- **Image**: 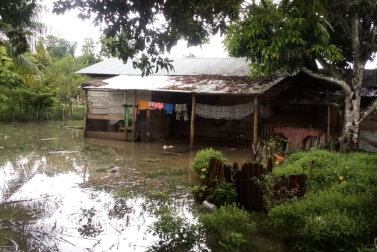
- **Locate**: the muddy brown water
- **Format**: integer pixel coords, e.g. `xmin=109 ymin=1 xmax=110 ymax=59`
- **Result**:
xmin=0 ymin=122 xmax=254 ymax=252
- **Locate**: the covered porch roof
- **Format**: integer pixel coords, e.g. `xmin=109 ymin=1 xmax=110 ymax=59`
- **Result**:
xmin=81 ymin=74 xmax=288 ymax=95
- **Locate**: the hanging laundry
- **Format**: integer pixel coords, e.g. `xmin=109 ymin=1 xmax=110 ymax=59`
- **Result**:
xmin=138 ymin=100 xmax=150 ymax=117
xmin=175 ymin=104 xmax=188 ymax=121
xmin=148 ymin=102 xmax=154 ymax=109
xmin=195 ymin=102 xmax=254 ymax=120
xmin=164 ymin=103 xmax=175 ymax=115
xmin=151 ymin=102 xmax=164 ymax=110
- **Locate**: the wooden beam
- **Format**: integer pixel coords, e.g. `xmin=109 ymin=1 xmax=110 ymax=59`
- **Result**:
xmin=190 ymin=93 xmax=196 ymax=150
xmin=253 ymin=96 xmax=258 ymax=148
xmin=327 ymin=105 xmax=331 ymax=141
xmin=132 ymin=90 xmax=136 ymax=142
xmin=83 ymin=90 xmax=88 ymax=137
xmin=87 ymin=114 xmax=125 ymax=121
xmin=124 ymin=91 xmax=128 ymax=141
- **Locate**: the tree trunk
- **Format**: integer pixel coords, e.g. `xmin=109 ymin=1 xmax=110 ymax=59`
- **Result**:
xmin=340 ymin=74 xmax=363 ymax=153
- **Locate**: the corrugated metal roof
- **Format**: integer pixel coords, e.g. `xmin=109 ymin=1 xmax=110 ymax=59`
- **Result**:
xmin=76 ymin=57 xmax=251 ymax=76
xmin=359 ymin=131 xmax=377 ymax=152
xmin=363 ymin=70 xmax=377 ymax=87
xmin=82 ymin=75 xmax=286 ymax=95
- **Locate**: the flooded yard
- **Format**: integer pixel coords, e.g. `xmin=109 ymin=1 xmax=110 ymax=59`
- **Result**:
xmin=0 ymin=122 xmax=254 ymax=252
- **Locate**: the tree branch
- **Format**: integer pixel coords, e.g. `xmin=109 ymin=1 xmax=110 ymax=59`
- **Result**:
xmin=350 ymin=16 xmax=363 ymax=69
xmin=359 ymin=99 xmax=377 ymax=123
xmin=260 ymin=0 xmax=268 ymax=8
xmin=328 ymin=12 xmax=351 ymax=36
xmin=300 ymin=66 xmax=352 ymax=95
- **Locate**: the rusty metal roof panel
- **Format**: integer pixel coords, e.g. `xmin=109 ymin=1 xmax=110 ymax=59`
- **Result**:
xmin=76 ymin=58 xmax=251 ymax=76
xmin=82 ymin=75 xmax=286 ymax=95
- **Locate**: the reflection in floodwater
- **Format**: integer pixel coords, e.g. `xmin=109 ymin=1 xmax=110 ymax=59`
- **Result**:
xmin=0 ymin=123 xmax=250 ymax=251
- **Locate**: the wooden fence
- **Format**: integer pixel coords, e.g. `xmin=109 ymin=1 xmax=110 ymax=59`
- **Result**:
xmin=204 ymin=157 xmax=307 ymax=211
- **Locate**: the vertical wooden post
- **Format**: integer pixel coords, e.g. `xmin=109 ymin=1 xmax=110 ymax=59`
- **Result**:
xmin=124 ymin=91 xmax=128 ymax=141
xmin=253 ymin=96 xmax=258 ymax=149
xmin=327 ymin=105 xmax=331 ymax=141
xmin=83 ymin=90 xmax=88 ymax=137
xmin=132 ymin=90 xmax=136 ymax=142
xmin=190 ymin=93 xmax=196 ymax=150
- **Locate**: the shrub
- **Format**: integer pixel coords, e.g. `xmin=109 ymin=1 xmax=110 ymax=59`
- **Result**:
xmin=149 ymin=207 xmax=198 ymax=251
xmin=273 ymin=150 xmax=377 ymax=193
xmin=199 ymin=203 xmax=255 ymax=252
xmin=190 ymin=184 xmax=207 ymax=200
xmin=269 ymin=190 xmax=377 ymax=252
xmin=193 ymin=148 xmax=226 ymax=178
xmin=207 ymin=180 xmax=237 ymax=207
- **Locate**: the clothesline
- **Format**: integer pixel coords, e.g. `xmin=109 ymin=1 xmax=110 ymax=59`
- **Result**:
xmin=133 ymin=100 xmax=258 ymax=121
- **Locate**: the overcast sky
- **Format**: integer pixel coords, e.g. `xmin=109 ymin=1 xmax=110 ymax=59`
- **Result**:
xmin=41 ymin=0 xmax=229 ymax=59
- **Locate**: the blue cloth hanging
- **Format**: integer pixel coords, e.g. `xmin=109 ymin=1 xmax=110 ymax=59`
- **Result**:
xmin=164 ymin=103 xmax=175 ymax=114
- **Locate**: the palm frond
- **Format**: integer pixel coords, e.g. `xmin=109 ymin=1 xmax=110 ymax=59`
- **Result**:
xmin=3 ymin=40 xmax=42 ymax=76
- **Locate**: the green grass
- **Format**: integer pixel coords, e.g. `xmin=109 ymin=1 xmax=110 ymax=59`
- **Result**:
xmin=113 ymin=189 xmax=133 ymax=199
xmin=145 ymin=158 xmax=160 ymax=163
xmin=147 ymin=190 xmax=170 ymax=203
xmin=46 ymin=143 xmax=67 ymax=151
xmin=101 ymin=148 xmax=117 ymax=156
xmin=147 ymin=166 xmax=186 ymax=177
xmin=82 ymin=145 xmax=96 ymax=152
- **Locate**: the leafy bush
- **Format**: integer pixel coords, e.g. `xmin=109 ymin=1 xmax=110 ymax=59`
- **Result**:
xmin=149 ymin=207 xmax=198 ymax=251
xmin=207 ymin=180 xmax=237 ymax=207
xmin=190 ymin=184 xmax=207 ymax=200
xmin=269 ymin=150 xmax=377 ymax=252
xmin=269 ymin=190 xmax=377 ymax=252
xmin=273 ymin=150 xmax=377 ymax=193
xmin=193 ymin=148 xmax=226 ymax=178
xmin=199 ymin=203 xmax=255 ymax=252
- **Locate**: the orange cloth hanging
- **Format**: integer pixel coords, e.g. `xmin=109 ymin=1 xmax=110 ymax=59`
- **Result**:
xmin=138 ymin=100 xmax=150 ymax=117
xmin=276 ymin=156 xmax=284 ymax=162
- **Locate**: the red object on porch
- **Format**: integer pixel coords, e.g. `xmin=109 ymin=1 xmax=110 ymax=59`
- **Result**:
xmin=274 ymin=127 xmax=322 ymax=140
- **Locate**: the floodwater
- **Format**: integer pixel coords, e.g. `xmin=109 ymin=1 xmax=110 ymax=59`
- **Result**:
xmin=0 ymin=122 xmax=252 ymax=252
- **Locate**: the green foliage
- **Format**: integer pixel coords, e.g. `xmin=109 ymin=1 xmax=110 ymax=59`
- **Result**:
xmin=147 ymin=190 xmax=170 ymax=204
xmin=53 ymin=0 xmax=242 ymax=75
xmin=44 ymin=35 xmax=77 ymax=61
xmin=224 ymin=1 xmax=377 ymax=78
xmin=269 ymin=150 xmax=377 ymax=252
xmin=252 ymin=173 xmax=280 ymax=212
xmin=190 ymin=184 xmax=207 ymax=200
xmin=147 ymin=166 xmax=185 ymax=177
xmin=82 ymin=145 xmax=96 ymax=152
xmin=149 ymin=207 xmax=198 ymax=251
xmin=270 ymin=190 xmax=377 ymax=252
xmin=193 ymin=148 xmax=226 ymax=178
xmin=101 ymin=148 xmax=117 ymax=156
xmin=199 ymin=203 xmax=255 ymax=252
xmin=113 ymin=189 xmax=132 ymax=199
xmin=207 ymin=180 xmax=237 ymax=207
xmin=0 ymin=0 xmax=40 ymax=55
xmin=273 ymin=150 xmax=377 ymax=193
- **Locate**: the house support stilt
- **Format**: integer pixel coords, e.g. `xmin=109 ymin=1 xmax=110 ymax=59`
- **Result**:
xmin=190 ymin=93 xmax=196 ymax=150
xmin=253 ymin=96 xmax=258 ymax=149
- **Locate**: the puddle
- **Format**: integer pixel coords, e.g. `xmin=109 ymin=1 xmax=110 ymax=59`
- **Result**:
xmin=0 ymin=122 xmax=254 ymax=251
